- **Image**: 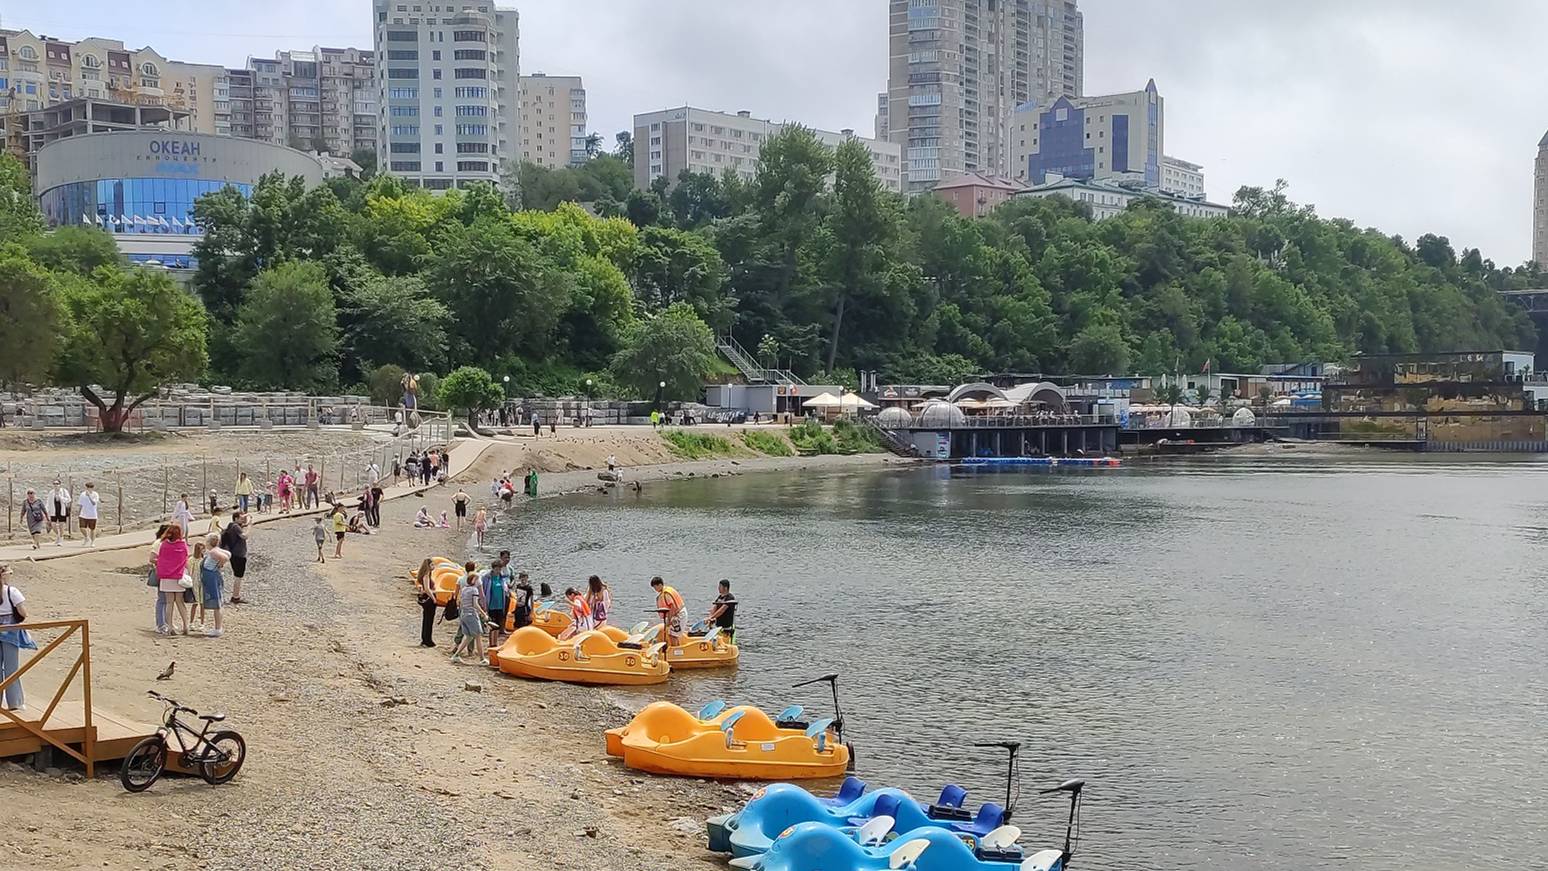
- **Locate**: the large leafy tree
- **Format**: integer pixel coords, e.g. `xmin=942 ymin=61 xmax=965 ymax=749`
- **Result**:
xmin=26 ymin=226 xmax=121 ymax=275
xmin=0 ymin=245 xmax=63 ymax=389
xmin=55 ymin=268 xmax=209 ymax=433
xmin=820 ymin=138 xmax=896 ymax=373
xmin=232 ymin=262 xmax=340 ymax=391
xmin=0 ymin=154 xmax=43 ymax=240
xmin=632 ymin=226 xmax=733 ymax=332
xmin=426 ymin=216 xmax=569 ymax=361
xmin=438 ymin=366 xmax=504 ymax=430
xmin=609 ymin=302 xmax=718 ymax=401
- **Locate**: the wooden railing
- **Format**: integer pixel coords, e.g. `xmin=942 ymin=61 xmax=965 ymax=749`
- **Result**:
xmin=0 ymin=619 xmax=97 ymax=777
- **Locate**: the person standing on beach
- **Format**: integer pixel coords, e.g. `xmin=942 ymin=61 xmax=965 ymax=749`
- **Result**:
xmin=155 ymin=526 xmax=191 ymax=636
xmin=20 ymin=488 xmax=46 ymax=550
xmin=482 ymin=559 xmax=510 ymax=650
xmin=47 ymin=480 xmax=70 ymax=545
xmin=531 ymin=411 xmax=542 ymax=437
xmin=472 ymin=505 xmax=488 ymax=548
xmin=220 ymin=512 xmax=249 ymax=605
xmin=586 ymin=575 xmax=612 ymax=629
xmin=451 ymin=565 xmax=486 ymax=664
xmin=196 ymin=533 xmax=231 ymax=638
xmin=369 ymin=481 xmax=384 ymax=527
xmin=276 ymin=470 xmax=293 ymax=513
xmin=0 ymin=566 xmax=29 ymax=711
xmin=77 ymin=482 xmax=100 ymax=547
xmin=331 ymin=504 xmax=347 ymax=559
xmin=234 ymin=472 xmax=253 ymax=513
xmin=312 ymin=516 xmax=327 ymax=563
xmin=511 ymin=570 xmax=535 ymax=631
xmin=415 ymin=559 xmax=438 ymax=648
xmin=452 ymin=488 xmax=470 ymax=529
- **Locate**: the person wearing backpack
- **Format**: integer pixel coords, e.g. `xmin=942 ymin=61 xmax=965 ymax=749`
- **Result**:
xmin=0 ymin=565 xmax=31 ymax=710
xmin=19 ymin=489 xmax=46 ymax=550
xmin=482 ymin=559 xmax=511 ymax=649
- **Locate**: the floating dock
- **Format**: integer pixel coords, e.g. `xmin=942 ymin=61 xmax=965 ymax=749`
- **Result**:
xmin=957 ymin=456 xmax=1121 ymax=468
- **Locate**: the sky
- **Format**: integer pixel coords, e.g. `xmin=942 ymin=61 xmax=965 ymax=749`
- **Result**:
xmin=8 ymin=0 xmax=1545 ymax=264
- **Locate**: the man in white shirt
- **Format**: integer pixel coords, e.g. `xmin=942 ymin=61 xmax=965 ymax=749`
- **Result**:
xmin=77 ymin=482 xmax=101 ymax=546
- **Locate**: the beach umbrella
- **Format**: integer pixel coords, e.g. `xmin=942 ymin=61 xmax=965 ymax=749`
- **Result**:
xmin=839 ymin=393 xmax=876 ymax=410
xmin=801 ymin=392 xmax=841 ymax=409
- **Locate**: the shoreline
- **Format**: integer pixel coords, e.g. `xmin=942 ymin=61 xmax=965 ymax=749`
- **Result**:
xmin=0 ymin=433 xmax=908 ymax=870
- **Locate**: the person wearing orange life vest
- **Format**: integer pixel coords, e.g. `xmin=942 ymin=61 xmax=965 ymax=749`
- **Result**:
xmin=559 ymin=587 xmax=594 ymax=640
xmin=650 ymin=576 xmax=686 ymax=646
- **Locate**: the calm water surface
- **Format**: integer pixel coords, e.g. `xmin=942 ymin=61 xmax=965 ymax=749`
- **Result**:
xmin=490 ymin=453 xmax=1548 ymax=870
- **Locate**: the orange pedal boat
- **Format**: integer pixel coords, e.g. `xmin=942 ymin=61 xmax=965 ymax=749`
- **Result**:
xmin=494 ymin=626 xmax=669 ymax=686
xmin=614 ymin=701 xmax=850 ymax=780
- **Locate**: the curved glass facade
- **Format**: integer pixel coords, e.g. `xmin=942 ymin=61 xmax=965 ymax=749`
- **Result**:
xmin=38 ymin=178 xmax=252 ymax=236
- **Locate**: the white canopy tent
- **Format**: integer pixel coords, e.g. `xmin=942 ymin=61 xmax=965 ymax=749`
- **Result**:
xmin=801 ymin=392 xmax=842 ymax=409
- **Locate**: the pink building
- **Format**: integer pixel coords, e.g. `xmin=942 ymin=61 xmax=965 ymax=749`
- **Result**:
xmin=932 ymin=172 xmax=1025 ymax=218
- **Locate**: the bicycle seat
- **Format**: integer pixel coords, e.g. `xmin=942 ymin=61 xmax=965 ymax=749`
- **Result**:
xmin=198 ymin=712 xmax=226 ymax=723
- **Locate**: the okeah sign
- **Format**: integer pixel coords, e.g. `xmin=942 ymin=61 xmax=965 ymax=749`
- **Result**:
xmin=147 ymin=139 xmax=201 ymax=157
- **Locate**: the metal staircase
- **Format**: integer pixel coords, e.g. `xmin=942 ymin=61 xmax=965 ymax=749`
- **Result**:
xmin=716 ymin=335 xmax=806 ymax=386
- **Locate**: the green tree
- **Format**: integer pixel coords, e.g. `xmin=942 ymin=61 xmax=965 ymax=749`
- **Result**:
xmin=438 ymin=365 xmax=504 ymax=429
xmin=667 ymin=169 xmax=730 ymax=229
xmin=632 ymin=226 xmax=732 ymax=331
xmin=55 ymin=268 xmax=209 ymax=433
xmin=350 ymin=147 xmax=378 ymax=179
xmin=232 ymin=262 xmax=340 ymax=391
xmin=609 ymin=302 xmax=717 ymax=401
xmin=426 ymin=216 xmax=568 ymax=362
xmin=0 ymin=154 xmax=43 ymax=239
xmin=584 ymin=132 xmax=604 ymax=157
xmin=26 ymin=226 xmax=121 ymax=275
xmin=0 ymin=245 xmax=63 ymax=389
xmin=1068 ymin=322 xmax=1130 ymax=374
xmin=614 ymin=131 xmax=634 ymax=168
xmin=821 ymin=137 xmax=895 ymax=373
xmin=337 ymin=269 xmax=450 ymax=375
xmin=366 ymin=363 xmax=407 ymax=406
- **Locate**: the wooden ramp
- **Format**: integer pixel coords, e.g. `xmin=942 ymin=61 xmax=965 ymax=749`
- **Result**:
xmin=0 ymin=618 xmax=160 ymax=776
xmin=0 ymin=702 xmax=157 ymax=764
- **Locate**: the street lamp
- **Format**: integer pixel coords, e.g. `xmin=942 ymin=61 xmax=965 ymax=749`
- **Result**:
xmin=584 ymin=378 xmax=594 ymax=427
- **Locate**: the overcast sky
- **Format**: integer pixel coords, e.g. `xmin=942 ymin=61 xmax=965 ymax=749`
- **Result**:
xmin=10 ymin=0 xmax=1545 ymax=264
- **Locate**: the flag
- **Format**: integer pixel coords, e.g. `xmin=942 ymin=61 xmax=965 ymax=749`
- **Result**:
xmin=1202 ymin=358 xmax=1211 ymax=374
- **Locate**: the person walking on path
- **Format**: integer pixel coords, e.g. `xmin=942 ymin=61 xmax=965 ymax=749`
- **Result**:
xmin=47 ymin=480 xmax=70 ymax=545
xmin=369 ymin=482 xmax=384 ymax=527
xmin=19 ymin=488 xmax=46 ymax=550
xmin=304 ymin=464 xmax=320 ymax=510
xmin=452 ymin=488 xmax=470 ymax=529
xmin=331 ymin=504 xmax=347 ymax=559
xmin=155 ymin=526 xmax=191 ymax=636
xmin=0 ymin=566 xmax=30 ymax=711
xmin=196 ymin=533 xmax=231 ymax=638
xmin=415 ymin=559 xmax=438 ymax=647
xmin=171 ymin=493 xmax=193 ymax=540
xmin=76 ymin=482 xmax=100 ymax=547
xmin=234 ymin=472 xmax=254 ymax=514
xmin=220 ymin=513 xmax=249 ymax=604
xmin=531 ymin=411 xmax=541 ymax=437
xmin=206 ymin=506 xmax=225 ymax=536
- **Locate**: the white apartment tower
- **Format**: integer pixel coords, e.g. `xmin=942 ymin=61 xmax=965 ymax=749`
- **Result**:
xmin=372 ymin=0 xmax=519 ymax=190
xmin=1535 ymin=131 xmax=1548 ymax=267
xmin=887 ymin=0 xmax=1083 ymax=192
xmin=518 ymin=74 xmax=587 ymax=168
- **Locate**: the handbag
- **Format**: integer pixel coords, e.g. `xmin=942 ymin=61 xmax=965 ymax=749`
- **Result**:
xmin=443 ymin=597 xmax=460 ymax=621
xmin=178 ymin=573 xmax=194 ymax=590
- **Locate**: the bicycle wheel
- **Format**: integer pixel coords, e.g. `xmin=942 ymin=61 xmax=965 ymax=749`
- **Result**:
xmin=119 ymin=736 xmax=166 ymax=793
xmin=199 ymin=730 xmax=247 ymax=785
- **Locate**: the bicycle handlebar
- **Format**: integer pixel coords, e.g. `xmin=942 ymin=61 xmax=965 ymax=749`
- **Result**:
xmin=147 ymin=689 xmax=199 ymax=717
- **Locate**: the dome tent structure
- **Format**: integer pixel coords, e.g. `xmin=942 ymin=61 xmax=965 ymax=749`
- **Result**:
xmin=876 ymin=406 xmax=913 ymax=429
xmin=917 ymin=401 xmax=967 ymax=428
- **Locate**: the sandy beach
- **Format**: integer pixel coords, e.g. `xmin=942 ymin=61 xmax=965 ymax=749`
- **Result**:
xmin=0 ymin=428 xmax=912 ymax=870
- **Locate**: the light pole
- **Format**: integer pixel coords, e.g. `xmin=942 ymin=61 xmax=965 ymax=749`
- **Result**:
xmin=585 ymin=378 xmax=594 ymax=427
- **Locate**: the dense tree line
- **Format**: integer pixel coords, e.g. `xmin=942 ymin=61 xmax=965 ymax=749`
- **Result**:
xmin=1 ymin=124 xmax=1541 ymax=432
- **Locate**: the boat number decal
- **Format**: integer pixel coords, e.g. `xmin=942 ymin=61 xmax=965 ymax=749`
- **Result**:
xmin=778 ymin=826 xmax=795 ymax=840
xmin=699 ymin=642 xmax=709 ymax=651
xmin=761 ymin=742 xmax=775 ymax=751
xmin=673 ymin=648 xmax=684 ymax=656
xmin=558 ymin=651 xmax=569 ymax=662
xmin=625 ymin=656 xmax=636 ymax=667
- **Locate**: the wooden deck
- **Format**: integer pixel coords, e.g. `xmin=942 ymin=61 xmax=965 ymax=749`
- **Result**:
xmin=0 ymin=701 xmax=158 ymax=763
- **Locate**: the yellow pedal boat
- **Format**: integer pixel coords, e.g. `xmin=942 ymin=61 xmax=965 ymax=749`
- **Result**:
xmin=624 ymin=621 xmax=739 ymax=670
xmin=615 ymin=701 xmax=850 ymax=780
xmin=494 ymin=626 xmax=669 ymax=686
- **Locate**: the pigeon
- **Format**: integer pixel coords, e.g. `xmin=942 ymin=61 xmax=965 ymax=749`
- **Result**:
xmin=156 ymin=661 xmax=175 ymax=681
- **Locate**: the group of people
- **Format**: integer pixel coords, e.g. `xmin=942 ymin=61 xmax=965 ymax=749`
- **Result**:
xmin=491 ymin=469 xmax=539 ymax=505
xmin=148 ymin=509 xmax=250 ymax=638
xmin=18 ymin=480 xmax=102 ymax=549
xmin=400 ymin=449 xmax=449 ymax=487
xmin=412 ymin=558 xmax=739 ymax=665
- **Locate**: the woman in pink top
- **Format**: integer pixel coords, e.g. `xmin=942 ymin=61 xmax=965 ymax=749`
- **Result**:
xmin=277 ymin=471 xmax=294 ymax=513
xmin=155 ymin=526 xmax=191 ymax=636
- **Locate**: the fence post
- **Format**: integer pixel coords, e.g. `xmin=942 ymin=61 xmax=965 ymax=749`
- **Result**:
xmin=117 ymin=477 xmax=123 ymax=535
xmin=201 ymin=459 xmax=208 ymax=506
xmin=66 ymin=473 xmax=74 ymax=540
xmin=162 ymin=466 xmax=170 ymax=515
xmin=6 ymin=476 xmax=10 ymax=535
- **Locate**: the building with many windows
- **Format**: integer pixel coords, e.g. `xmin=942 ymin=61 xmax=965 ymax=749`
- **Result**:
xmin=34 ymin=130 xmax=326 ymax=270
xmin=0 ymin=30 xmax=223 ymax=134
xmin=240 ymin=46 xmax=377 ymax=157
xmin=885 ymin=0 xmax=1083 ymax=193
xmin=1010 ymin=80 xmax=1161 ymax=187
xmin=518 ymin=73 xmax=586 ymax=168
xmin=1018 ymin=175 xmax=1227 ymax=220
xmin=1160 ymin=155 xmax=1205 ymax=199
xmin=372 ymin=0 xmax=520 ymax=191
xmin=632 ymin=106 xmax=902 ymax=193
xmin=932 ymin=171 xmax=1024 ymax=218
xmin=1535 ymin=131 xmax=1548 ymax=267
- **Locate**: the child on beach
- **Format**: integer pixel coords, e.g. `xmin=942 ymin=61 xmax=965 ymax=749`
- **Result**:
xmin=450 ymin=565 xmax=486 ymax=665
xmin=313 ymin=516 xmax=327 ymax=563
xmin=472 ymin=506 xmax=487 ymax=548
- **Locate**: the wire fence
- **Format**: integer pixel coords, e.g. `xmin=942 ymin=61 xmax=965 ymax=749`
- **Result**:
xmin=0 ymin=412 xmax=453 ymax=543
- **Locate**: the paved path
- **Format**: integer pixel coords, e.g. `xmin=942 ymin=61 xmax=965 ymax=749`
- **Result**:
xmin=0 ymin=437 xmax=492 ymax=563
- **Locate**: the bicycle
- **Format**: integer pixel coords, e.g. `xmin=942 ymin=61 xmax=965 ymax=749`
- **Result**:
xmin=119 ymin=690 xmax=247 ymax=793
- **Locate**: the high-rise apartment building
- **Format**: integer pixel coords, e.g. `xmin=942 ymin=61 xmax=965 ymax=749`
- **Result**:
xmin=632 ymin=106 xmax=903 ymax=193
xmin=518 ymin=73 xmax=586 ymax=168
xmin=1535 ymin=132 xmax=1548 ymax=267
xmin=886 ymin=0 xmax=1083 ymax=193
xmin=259 ymin=47 xmax=376 ymax=156
xmin=1160 ymin=155 xmax=1204 ymax=199
xmin=0 ymin=30 xmax=223 ymax=133
xmin=372 ymin=0 xmax=520 ymax=191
